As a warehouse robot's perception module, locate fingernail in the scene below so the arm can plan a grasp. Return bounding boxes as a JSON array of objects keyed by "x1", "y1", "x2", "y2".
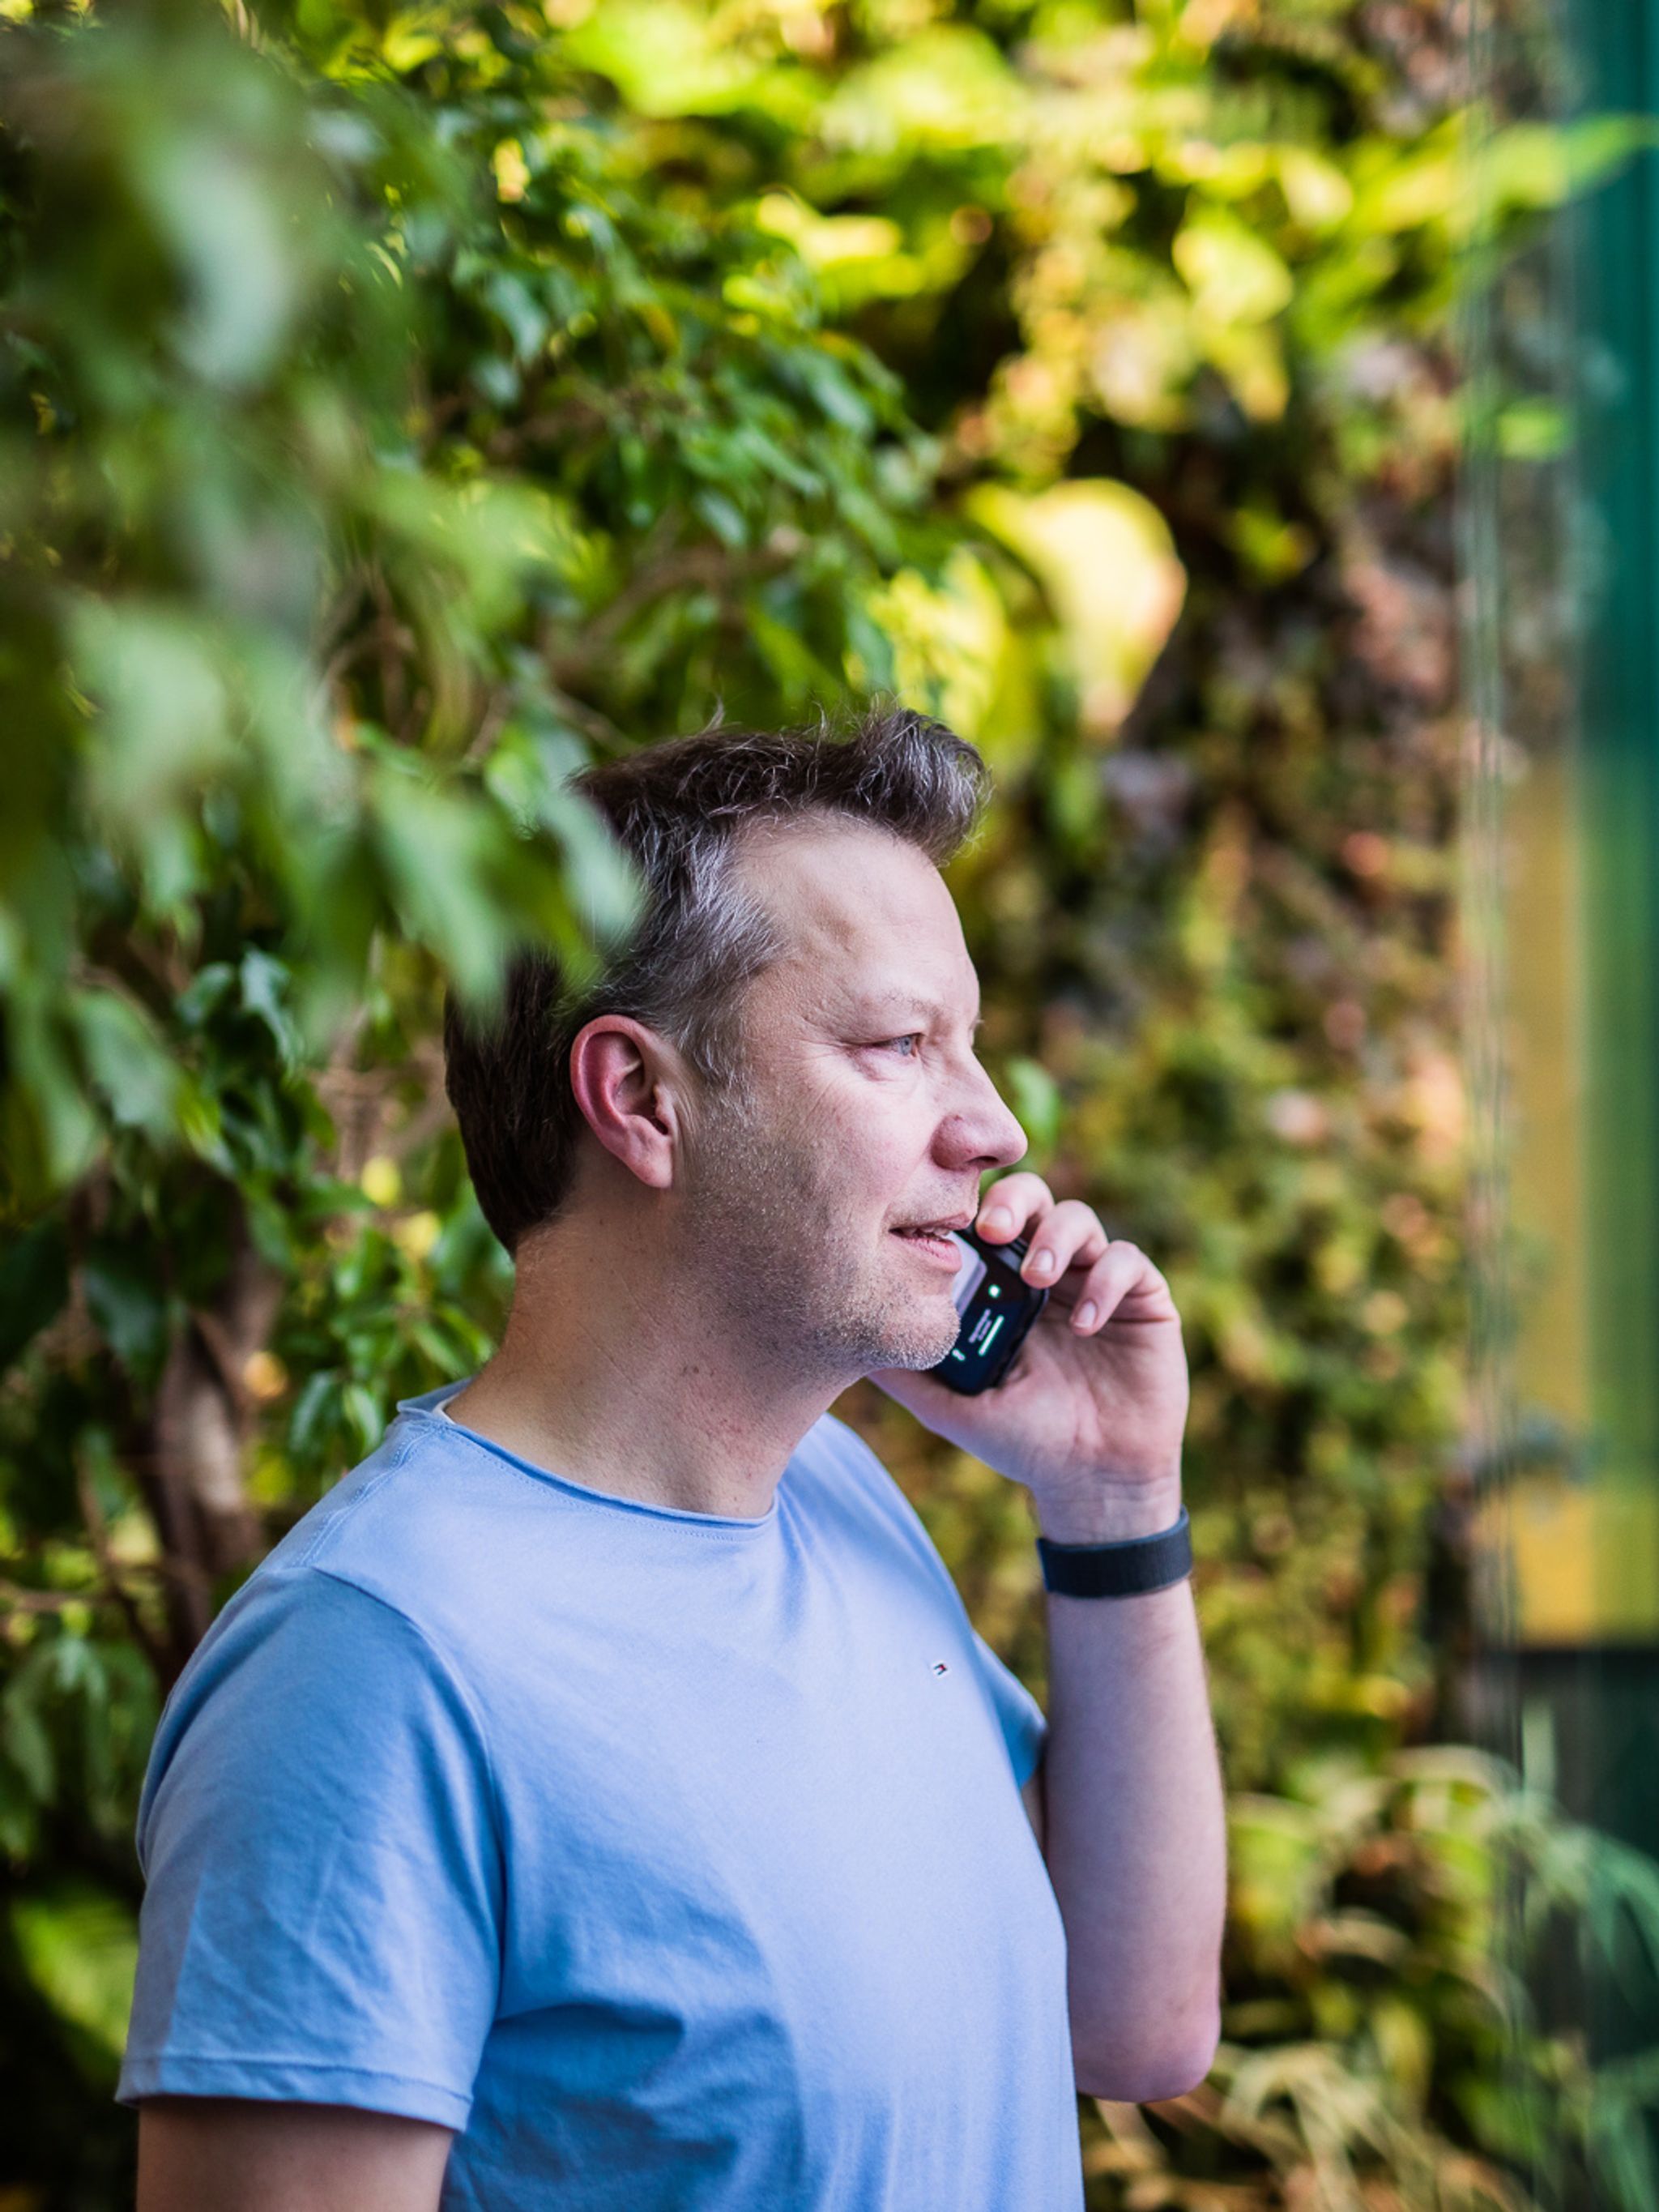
[
  {"x1": 1026, "y1": 1249, "x2": 1056, "y2": 1277},
  {"x1": 982, "y1": 1209, "x2": 1013, "y2": 1232},
  {"x1": 1073, "y1": 1303, "x2": 1098, "y2": 1330}
]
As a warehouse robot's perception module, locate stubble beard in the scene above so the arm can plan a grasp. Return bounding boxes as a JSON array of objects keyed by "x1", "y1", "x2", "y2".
[{"x1": 680, "y1": 1077, "x2": 963, "y2": 1386}]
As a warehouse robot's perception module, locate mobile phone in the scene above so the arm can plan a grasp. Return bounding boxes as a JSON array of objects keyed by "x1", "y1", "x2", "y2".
[{"x1": 928, "y1": 1223, "x2": 1049, "y2": 1394}]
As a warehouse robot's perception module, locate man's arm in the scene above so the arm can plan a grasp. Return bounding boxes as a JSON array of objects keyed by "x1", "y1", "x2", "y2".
[
  {"x1": 1030, "y1": 1474, "x2": 1226, "y2": 2105},
  {"x1": 1019, "y1": 1763, "x2": 1046, "y2": 1848},
  {"x1": 137, "y1": 2098, "x2": 453, "y2": 2212},
  {"x1": 869, "y1": 1183, "x2": 1226, "y2": 2105}
]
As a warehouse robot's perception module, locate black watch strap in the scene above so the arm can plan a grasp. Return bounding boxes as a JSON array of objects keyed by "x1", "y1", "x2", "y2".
[{"x1": 1036, "y1": 1506, "x2": 1192, "y2": 1597}]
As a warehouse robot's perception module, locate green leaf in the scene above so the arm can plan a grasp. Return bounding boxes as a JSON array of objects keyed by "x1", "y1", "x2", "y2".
[
  {"x1": 1173, "y1": 210, "x2": 1294, "y2": 327},
  {"x1": 561, "y1": 0, "x2": 771, "y2": 119},
  {"x1": 10, "y1": 1885, "x2": 139, "y2": 2069},
  {"x1": 2, "y1": 1687, "x2": 57, "y2": 1805},
  {"x1": 369, "y1": 765, "x2": 518, "y2": 1006},
  {"x1": 70, "y1": 601, "x2": 233, "y2": 840},
  {"x1": 82, "y1": 1248, "x2": 169, "y2": 1373},
  {"x1": 239, "y1": 950, "x2": 302, "y2": 1070},
  {"x1": 68, "y1": 986, "x2": 181, "y2": 1139},
  {"x1": 342, "y1": 1381, "x2": 386, "y2": 1456},
  {"x1": 1002, "y1": 1055, "x2": 1060, "y2": 1164},
  {"x1": 142, "y1": 130, "x2": 303, "y2": 389},
  {"x1": 0, "y1": 1218, "x2": 70, "y2": 1375}
]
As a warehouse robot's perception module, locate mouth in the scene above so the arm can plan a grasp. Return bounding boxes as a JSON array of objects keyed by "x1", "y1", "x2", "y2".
[{"x1": 889, "y1": 1224, "x2": 966, "y2": 1268}]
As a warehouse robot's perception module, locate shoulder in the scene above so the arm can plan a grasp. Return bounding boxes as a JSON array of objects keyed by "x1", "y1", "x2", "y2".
[
  {"x1": 147, "y1": 1517, "x2": 490, "y2": 1760},
  {"x1": 257, "y1": 1406, "x2": 561, "y2": 1644},
  {"x1": 795, "y1": 1406, "x2": 888, "y2": 1479},
  {"x1": 789, "y1": 1407, "x2": 902, "y2": 1515},
  {"x1": 788, "y1": 1409, "x2": 957, "y2": 1584},
  {"x1": 139, "y1": 1417, "x2": 520, "y2": 1817}
]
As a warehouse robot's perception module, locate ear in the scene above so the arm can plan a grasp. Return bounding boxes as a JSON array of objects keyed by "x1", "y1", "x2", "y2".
[{"x1": 567, "y1": 1014, "x2": 687, "y2": 1192}]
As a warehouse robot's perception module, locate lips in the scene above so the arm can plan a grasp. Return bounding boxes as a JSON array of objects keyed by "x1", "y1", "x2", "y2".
[{"x1": 891, "y1": 1225, "x2": 966, "y2": 1268}]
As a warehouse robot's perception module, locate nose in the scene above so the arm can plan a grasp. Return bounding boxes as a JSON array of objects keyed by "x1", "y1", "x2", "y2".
[{"x1": 936, "y1": 1057, "x2": 1030, "y2": 1176}]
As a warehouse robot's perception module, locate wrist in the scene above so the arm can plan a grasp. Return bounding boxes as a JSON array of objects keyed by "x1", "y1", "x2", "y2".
[{"x1": 1030, "y1": 1468, "x2": 1184, "y2": 1546}]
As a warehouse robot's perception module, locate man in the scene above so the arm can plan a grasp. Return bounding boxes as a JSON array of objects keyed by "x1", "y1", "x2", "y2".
[{"x1": 122, "y1": 707, "x2": 1227, "y2": 2210}]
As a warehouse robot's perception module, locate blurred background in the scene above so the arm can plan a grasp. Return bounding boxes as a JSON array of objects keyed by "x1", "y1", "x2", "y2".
[{"x1": 3, "y1": 0, "x2": 1658, "y2": 2203}]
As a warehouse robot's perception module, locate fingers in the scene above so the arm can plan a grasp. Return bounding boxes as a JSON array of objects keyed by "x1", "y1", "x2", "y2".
[
  {"x1": 1066, "y1": 1242, "x2": 1179, "y2": 1334},
  {"x1": 975, "y1": 1173, "x2": 1054, "y2": 1242},
  {"x1": 976, "y1": 1180, "x2": 1175, "y2": 1332},
  {"x1": 978, "y1": 1181, "x2": 1111, "y2": 1297},
  {"x1": 1057, "y1": 1241, "x2": 1154, "y2": 1332},
  {"x1": 1011, "y1": 1199, "x2": 1111, "y2": 1292}
]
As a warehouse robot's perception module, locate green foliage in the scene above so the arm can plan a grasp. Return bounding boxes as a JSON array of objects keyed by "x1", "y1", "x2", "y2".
[
  {"x1": 9, "y1": 1884, "x2": 138, "y2": 2080},
  {"x1": 1056, "y1": 1746, "x2": 1659, "y2": 2208},
  {"x1": 0, "y1": 0, "x2": 1646, "y2": 2205}
]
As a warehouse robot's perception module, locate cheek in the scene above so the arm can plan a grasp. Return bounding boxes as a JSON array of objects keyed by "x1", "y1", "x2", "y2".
[
  {"x1": 793, "y1": 1061, "x2": 930, "y2": 1194},
  {"x1": 851, "y1": 1104, "x2": 931, "y2": 1196}
]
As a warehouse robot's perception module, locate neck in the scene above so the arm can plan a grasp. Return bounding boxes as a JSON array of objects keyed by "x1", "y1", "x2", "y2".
[{"x1": 443, "y1": 1193, "x2": 843, "y2": 1521}]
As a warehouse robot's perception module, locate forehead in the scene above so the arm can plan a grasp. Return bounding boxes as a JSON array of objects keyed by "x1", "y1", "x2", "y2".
[{"x1": 731, "y1": 816, "x2": 975, "y2": 1015}]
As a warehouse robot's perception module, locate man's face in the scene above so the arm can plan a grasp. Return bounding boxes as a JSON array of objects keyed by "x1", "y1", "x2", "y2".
[{"x1": 677, "y1": 817, "x2": 1029, "y2": 1382}]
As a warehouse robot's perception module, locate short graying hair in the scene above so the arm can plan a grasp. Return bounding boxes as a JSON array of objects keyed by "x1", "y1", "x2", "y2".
[{"x1": 443, "y1": 700, "x2": 991, "y2": 1253}]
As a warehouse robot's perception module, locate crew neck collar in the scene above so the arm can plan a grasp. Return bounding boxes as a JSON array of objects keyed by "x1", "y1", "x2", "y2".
[{"x1": 393, "y1": 1381, "x2": 783, "y2": 1534}]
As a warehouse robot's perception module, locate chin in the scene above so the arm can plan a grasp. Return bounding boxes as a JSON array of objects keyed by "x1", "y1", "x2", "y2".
[
  {"x1": 881, "y1": 1339, "x2": 957, "y2": 1376},
  {"x1": 869, "y1": 1305, "x2": 962, "y2": 1376}
]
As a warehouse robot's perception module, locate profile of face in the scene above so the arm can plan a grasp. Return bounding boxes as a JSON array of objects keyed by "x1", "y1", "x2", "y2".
[{"x1": 676, "y1": 818, "x2": 1030, "y2": 1386}]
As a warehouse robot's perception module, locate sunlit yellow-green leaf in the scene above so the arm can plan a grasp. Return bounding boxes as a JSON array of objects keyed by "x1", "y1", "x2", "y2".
[
  {"x1": 756, "y1": 193, "x2": 903, "y2": 270},
  {"x1": 966, "y1": 480, "x2": 1186, "y2": 737},
  {"x1": 1202, "y1": 318, "x2": 1290, "y2": 422},
  {"x1": 559, "y1": 0, "x2": 770, "y2": 117},
  {"x1": 821, "y1": 26, "x2": 1024, "y2": 155},
  {"x1": 865, "y1": 549, "x2": 1013, "y2": 757},
  {"x1": 1174, "y1": 208, "x2": 1294, "y2": 327},
  {"x1": 1277, "y1": 146, "x2": 1354, "y2": 231}
]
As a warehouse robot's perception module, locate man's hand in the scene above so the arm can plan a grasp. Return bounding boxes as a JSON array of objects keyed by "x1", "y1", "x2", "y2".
[
  {"x1": 873, "y1": 1172, "x2": 1225, "y2": 2101},
  {"x1": 870, "y1": 1172, "x2": 1189, "y2": 1539}
]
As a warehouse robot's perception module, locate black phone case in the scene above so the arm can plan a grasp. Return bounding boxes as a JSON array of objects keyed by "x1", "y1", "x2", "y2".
[{"x1": 928, "y1": 1225, "x2": 1049, "y2": 1395}]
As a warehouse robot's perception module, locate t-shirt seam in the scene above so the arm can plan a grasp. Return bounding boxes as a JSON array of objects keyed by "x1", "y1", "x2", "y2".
[
  {"x1": 301, "y1": 1564, "x2": 511, "y2": 1921},
  {"x1": 292, "y1": 1429, "x2": 424, "y2": 1571},
  {"x1": 121, "y1": 2052, "x2": 471, "y2": 2098},
  {"x1": 408, "y1": 1411, "x2": 780, "y2": 1542},
  {"x1": 132, "y1": 1428, "x2": 437, "y2": 1869}
]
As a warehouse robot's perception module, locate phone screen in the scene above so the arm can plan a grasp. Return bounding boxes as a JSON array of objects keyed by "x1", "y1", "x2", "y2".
[
  {"x1": 928, "y1": 1226, "x2": 1047, "y2": 1394},
  {"x1": 946, "y1": 1236, "x2": 987, "y2": 1314}
]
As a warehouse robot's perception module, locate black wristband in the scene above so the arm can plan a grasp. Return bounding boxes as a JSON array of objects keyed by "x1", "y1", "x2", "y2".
[{"x1": 1036, "y1": 1506, "x2": 1192, "y2": 1597}]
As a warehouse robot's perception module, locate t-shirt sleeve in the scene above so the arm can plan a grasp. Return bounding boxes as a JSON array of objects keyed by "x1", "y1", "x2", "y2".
[
  {"x1": 970, "y1": 1628, "x2": 1047, "y2": 1791},
  {"x1": 117, "y1": 1569, "x2": 501, "y2": 2129}
]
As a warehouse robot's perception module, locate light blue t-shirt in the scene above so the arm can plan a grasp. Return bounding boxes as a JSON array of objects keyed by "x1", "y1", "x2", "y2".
[{"x1": 119, "y1": 1383, "x2": 1082, "y2": 2210}]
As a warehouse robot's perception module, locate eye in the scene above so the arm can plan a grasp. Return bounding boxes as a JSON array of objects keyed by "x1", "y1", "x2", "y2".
[{"x1": 872, "y1": 1034, "x2": 923, "y2": 1057}]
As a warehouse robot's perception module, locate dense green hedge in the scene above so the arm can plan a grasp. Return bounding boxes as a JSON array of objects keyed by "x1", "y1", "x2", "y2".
[{"x1": 2, "y1": 2, "x2": 1649, "y2": 2205}]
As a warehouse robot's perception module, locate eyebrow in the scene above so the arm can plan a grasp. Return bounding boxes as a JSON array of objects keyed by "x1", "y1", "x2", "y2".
[{"x1": 850, "y1": 994, "x2": 985, "y2": 1033}]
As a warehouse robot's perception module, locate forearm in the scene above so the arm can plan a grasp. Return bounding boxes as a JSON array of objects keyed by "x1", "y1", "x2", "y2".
[{"x1": 1035, "y1": 1476, "x2": 1227, "y2": 2102}]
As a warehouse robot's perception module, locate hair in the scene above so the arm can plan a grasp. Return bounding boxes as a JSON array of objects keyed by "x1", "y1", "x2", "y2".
[{"x1": 442, "y1": 700, "x2": 992, "y2": 1255}]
